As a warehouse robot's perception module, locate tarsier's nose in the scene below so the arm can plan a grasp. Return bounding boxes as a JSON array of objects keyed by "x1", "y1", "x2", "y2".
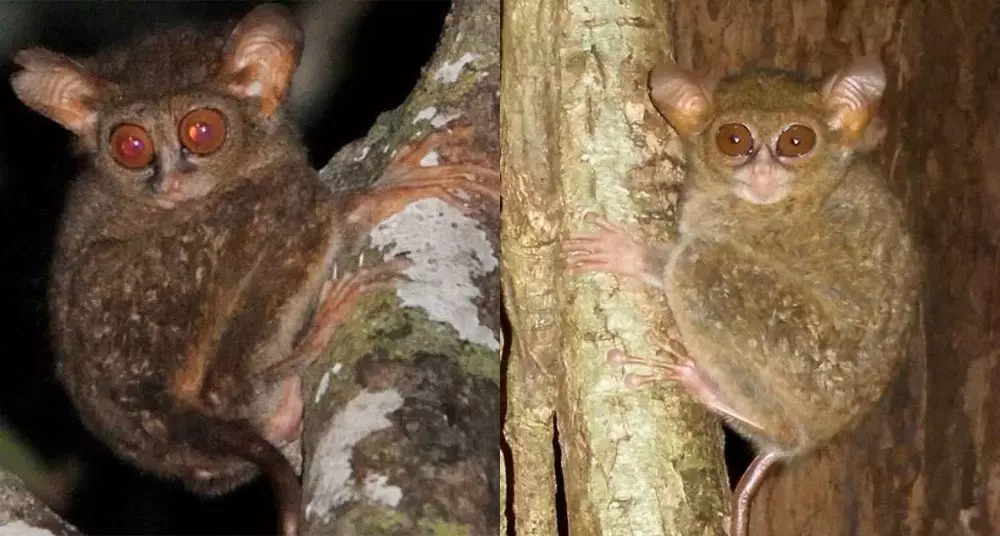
[
  {"x1": 750, "y1": 147, "x2": 775, "y2": 172},
  {"x1": 154, "y1": 155, "x2": 197, "y2": 195}
]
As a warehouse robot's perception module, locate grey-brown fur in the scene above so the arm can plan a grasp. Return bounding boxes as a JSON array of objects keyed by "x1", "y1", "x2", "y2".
[
  {"x1": 11, "y1": 5, "x2": 337, "y2": 534},
  {"x1": 565, "y1": 56, "x2": 920, "y2": 536}
]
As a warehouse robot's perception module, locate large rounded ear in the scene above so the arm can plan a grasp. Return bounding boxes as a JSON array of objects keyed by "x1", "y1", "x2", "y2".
[
  {"x1": 219, "y1": 3, "x2": 304, "y2": 117},
  {"x1": 821, "y1": 54, "x2": 886, "y2": 146},
  {"x1": 648, "y1": 59, "x2": 713, "y2": 139},
  {"x1": 10, "y1": 48, "x2": 108, "y2": 147}
]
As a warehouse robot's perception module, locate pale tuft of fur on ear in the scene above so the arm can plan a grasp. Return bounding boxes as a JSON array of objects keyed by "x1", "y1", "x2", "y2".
[
  {"x1": 648, "y1": 59, "x2": 713, "y2": 138},
  {"x1": 10, "y1": 48, "x2": 109, "y2": 146},
  {"x1": 822, "y1": 55, "x2": 886, "y2": 146},
  {"x1": 219, "y1": 3, "x2": 304, "y2": 117}
]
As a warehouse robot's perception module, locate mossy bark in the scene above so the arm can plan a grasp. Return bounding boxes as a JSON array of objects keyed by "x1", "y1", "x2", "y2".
[
  {"x1": 501, "y1": 1, "x2": 730, "y2": 534},
  {"x1": 302, "y1": 0, "x2": 501, "y2": 535}
]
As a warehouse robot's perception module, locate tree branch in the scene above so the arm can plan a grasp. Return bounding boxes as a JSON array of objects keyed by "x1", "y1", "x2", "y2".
[
  {"x1": 0, "y1": 469, "x2": 80, "y2": 536},
  {"x1": 302, "y1": 0, "x2": 501, "y2": 534}
]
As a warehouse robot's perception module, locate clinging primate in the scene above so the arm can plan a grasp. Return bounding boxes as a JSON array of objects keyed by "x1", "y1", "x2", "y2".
[{"x1": 564, "y1": 55, "x2": 919, "y2": 536}]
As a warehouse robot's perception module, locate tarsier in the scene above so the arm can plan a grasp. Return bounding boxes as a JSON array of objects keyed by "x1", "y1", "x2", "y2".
[
  {"x1": 11, "y1": 5, "x2": 410, "y2": 535},
  {"x1": 564, "y1": 56, "x2": 920, "y2": 535}
]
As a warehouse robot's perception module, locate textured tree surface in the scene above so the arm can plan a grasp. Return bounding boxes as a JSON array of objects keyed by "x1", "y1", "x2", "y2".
[
  {"x1": 501, "y1": 1, "x2": 729, "y2": 535},
  {"x1": 302, "y1": 0, "x2": 501, "y2": 534},
  {"x1": 0, "y1": 1, "x2": 501, "y2": 535},
  {"x1": 0, "y1": 469, "x2": 79, "y2": 535},
  {"x1": 671, "y1": 0, "x2": 999, "y2": 534}
]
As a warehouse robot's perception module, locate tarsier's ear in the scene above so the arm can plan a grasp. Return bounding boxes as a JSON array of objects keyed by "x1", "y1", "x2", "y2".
[
  {"x1": 648, "y1": 59, "x2": 713, "y2": 138},
  {"x1": 10, "y1": 48, "x2": 108, "y2": 145},
  {"x1": 821, "y1": 55, "x2": 886, "y2": 146},
  {"x1": 219, "y1": 4, "x2": 303, "y2": 117}
]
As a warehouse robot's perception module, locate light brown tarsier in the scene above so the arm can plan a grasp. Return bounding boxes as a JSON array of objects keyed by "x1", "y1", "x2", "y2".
[
  {"x1": 564, "y1": 56, "x2": 919, "y2": 536},
  {"x1": 10, "y1": 5, "x2": 425, "y2": 536}
]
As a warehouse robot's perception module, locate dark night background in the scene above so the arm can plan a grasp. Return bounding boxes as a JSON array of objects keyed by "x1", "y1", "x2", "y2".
[{"x1": 0, "y1": 1, "x2": 448, "y2": 533}]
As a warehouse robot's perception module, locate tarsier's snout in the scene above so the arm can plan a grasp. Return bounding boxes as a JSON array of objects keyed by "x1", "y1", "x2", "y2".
[{"x1": 732, "y1": 149, "x2": 794, "y2": 205}]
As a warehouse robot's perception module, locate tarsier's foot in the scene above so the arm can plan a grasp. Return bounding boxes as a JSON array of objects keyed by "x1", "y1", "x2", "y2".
[
  {"x1": 563, "y1": 212, "x2": 651, "y2": 281},
  {"x1": 262, "y1": 376, "x2": 304, "y2": 445},
  {"x1": 347, "y1": 164, "x2": 500, "y2": 228},
  {"x1": 301, "y1": 256, "x2": 412, "y2": 356},
  {"x1": 607, "y1": 339, "x2": 765, "y2": 433},
  {"x1": 605, "y1": 340, "x2": 692, "y2": 390}
]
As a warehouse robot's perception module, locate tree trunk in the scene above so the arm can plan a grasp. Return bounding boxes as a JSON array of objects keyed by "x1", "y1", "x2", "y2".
[
  {"x1": 302, "y1": 0, "x2": 501, "y2": 534},
  {"x1": 501, "y1": 1, "x2": 729, "y2": 535}
]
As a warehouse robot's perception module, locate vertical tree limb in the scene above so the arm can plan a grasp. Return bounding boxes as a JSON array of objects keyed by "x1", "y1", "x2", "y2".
[{"x1": 502, "y1": 1, "x2": 730, "y2": 534}]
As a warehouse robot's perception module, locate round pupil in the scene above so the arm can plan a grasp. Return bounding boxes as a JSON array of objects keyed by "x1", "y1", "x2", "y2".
[
  {"x1": 777, "y1": 125, "x2": 816, "y2": 157},
  {"x1": 716, "y1": 123, "x2": 753, "y2": 156},
  {"x1": 188, "y1": 122, "x2": 212, "y2": 143},
  {"x1": 119, "y1": 135, "x2": 145, "y2": 158}
]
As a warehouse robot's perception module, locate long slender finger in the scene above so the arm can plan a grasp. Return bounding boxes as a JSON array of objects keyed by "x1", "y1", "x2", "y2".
[
  {"x1": 584, "y1": 212, "x2": 628, "y2": 234},
  {"x1": 322, "y1": 277, "x2": 363, "y2": 308},
  {"x1": 564, "y1": 234, "x2": 611, "y2": 247},
  {"x1": 606, "y1": 348, "x2": 660, "y2": 367},
  {"x1": 624, "y1": 373, "x2": 663, "y2": 389},
  {"x1": 564, "y1": 251, "x2": 618, "y2": 263},
  {"x1": 564, "y1": 260, "x2": 621, "y2": 273}
]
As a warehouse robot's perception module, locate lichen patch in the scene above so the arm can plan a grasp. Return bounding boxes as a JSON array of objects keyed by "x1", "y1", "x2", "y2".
[
  {"x1": 430, "y1": 111, "x2": 462, "y2": 129},
  {"x1": 362, "y1": 473, "x2": 403, "y2": 508},
  {"x1": 305, "y1": 389, "x2": 405, "y2": 522},
  {"x1": 419, "y1": 151, "x2": 441, "y2": 167},
  {"x1": 314, "y1": 370, "x2": 331, "y2": 403},
  {"x1": 434, "y1": 52, "x2": 481, "y2": 84},
  {"x1": 414, "y1": 106, "x2": 438, "y2": 124},
  {"x1": 0, "y1": 522, "x2": 54, "y2": 536},
  {"x1": 369, "y1": 198, "x2": 500, "y2": 351}
]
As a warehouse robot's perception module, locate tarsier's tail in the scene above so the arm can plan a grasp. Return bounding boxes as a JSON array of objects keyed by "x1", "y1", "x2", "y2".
[
  {"x1": 212, "y1": 418, "x2": 301, "y2": 536},
  {"x1": 170, "y1": 407, "x2": 302, "y2": 536}
]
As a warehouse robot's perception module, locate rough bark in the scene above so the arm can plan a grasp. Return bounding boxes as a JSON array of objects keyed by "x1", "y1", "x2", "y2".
[
  {"x1": 501, "y1": 1, "x2": 729, "y2": 535},
  {"x1": 0, "y1": 469, "x2": 79, "y2": 536},
  {"x1": 302, "y1": 0, "x2": 501, "y2": 535},
  {"x1": 671, "y1": 0, "x2": 1000, "y2": 534}
]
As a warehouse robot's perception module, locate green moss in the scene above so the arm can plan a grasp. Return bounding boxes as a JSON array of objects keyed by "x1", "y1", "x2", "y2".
[
  {"x1": 325, "y1": 291, "x2": 500, "y2": 382},
  {"x1": 417, "y1": 519, "x2": 474, "y2": 536}
]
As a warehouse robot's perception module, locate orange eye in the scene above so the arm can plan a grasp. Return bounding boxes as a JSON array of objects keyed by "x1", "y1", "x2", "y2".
[
  {"x1": 109, "y1": 124, "x2": 155, "y2": 169},
  {"x1": 179, "y1": 108, "x2": 226, "y2": 155},
  {"x1": 775, "y1": 124, "x2": 816, "y2": 157},
  {"x1": 715, "y1": 123, "x2": 754, "y2": 157}
]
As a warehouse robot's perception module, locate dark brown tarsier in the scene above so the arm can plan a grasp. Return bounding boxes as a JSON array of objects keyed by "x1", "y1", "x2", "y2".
[
  {"x1": 564, "y1": 56, "x2": 919, "y2": 536},
  {"x1": 11, "y1": 5, "x2": 405, "y2": 535}
]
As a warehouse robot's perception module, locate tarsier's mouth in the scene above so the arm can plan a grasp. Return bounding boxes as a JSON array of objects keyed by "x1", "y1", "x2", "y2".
[{"x1": 732, "y1": 176, "x2": 791, "y2": 205}]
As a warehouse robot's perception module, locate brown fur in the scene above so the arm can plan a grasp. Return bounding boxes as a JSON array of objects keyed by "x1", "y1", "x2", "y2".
[
  {"x1": 11, "y1": 4, "x2": 331, "y2": 533},
  {"x1": 654, "y1": 59, "x2": 919, "y2": 454}
]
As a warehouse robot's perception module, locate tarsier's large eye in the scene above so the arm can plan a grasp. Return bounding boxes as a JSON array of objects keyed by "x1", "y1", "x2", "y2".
[
  {"x1": 109, "y1": 124, "x2": 155, "y2": 169},
  {"x1": 775, "y1": 124, "x2": 816, "y2": 157},
  {"x1": 179, "y1": 108, "x2": 226, "y2": 155},
  {"x1": 715, "y1": 123, "x2": 754, "y2": 157}
]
